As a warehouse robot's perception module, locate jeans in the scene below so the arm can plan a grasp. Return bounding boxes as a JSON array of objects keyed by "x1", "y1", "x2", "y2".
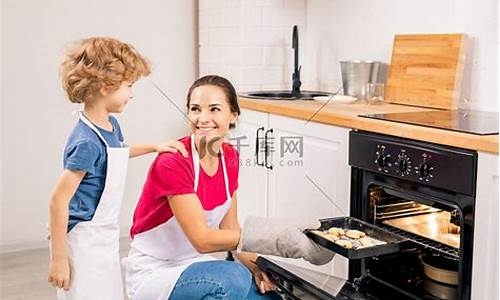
[{"x1": 168, "y1": 261, "x2": 282, "y2": 300}]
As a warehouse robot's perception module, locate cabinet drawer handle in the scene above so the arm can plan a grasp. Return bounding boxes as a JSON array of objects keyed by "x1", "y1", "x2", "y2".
[
  {"x1": 255, "y1": 127, "x2": 264, "y2": 166},
  {"x1": 264, "y1": 128, "x2": 273, "y2": 170}
]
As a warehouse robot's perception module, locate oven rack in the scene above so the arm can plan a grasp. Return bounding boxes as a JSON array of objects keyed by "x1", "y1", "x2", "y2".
[
  {"x1": 373, "y1": 200, "x2": 442, "y2": 221},
  {"x1": 379, "y1": 224, "x2": 460, "y2": 259}
]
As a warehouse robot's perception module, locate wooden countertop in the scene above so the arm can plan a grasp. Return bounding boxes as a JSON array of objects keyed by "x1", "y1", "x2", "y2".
[{"x1": 238, "y1": 97, "x2": 499, "y2": 154}]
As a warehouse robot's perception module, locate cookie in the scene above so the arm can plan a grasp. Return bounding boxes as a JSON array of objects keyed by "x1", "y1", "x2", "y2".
[
  {"x1": 359, "y1": 236, "x2": 373, "y2": 247},
  {"x1": 335, "y1": 240, "x2": 353, "y2": 249},
  {"x1": 345, "y1": 229, "x2": 366, "y2": 239},
  {"x1": 327, "y1": 227, "x2": 345, "y2": 236},
  {"x1": 324, "y1": 234, "x2": 340, "y2": 242}
]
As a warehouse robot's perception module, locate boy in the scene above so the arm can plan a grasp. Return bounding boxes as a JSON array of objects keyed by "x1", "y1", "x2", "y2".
[{"x1": 47, "y1": 37, "x2": 187, "y2": 300}]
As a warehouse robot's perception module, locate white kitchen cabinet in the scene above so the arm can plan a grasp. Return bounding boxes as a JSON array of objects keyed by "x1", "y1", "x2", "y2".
[
  {"x1": 471, "y1": 152, "x2": 499, "y2": 300},
  {"x1": 267, "y1": 114, "x2": 350, "y2": 221},
  {"x1": 229, "y1": 109, "x2": 269, "y2": 225},
  {"x1": 231, "y1": 109, "x2": 350, "y2": 278},
  {"x1": 267, "y1": 113, "x2": 350, "y2": 279}
]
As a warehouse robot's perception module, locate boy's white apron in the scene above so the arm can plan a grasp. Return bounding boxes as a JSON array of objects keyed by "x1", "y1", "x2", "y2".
[
  {"x1": 126, "y1": 136, "x2": 232, "y2": 300},
  {"x1": 57, "y1": 112, "x2": 129, "y2": 300}
]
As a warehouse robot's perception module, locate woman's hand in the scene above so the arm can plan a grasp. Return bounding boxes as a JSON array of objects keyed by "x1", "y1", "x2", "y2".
[
  {"x1": 238, "y1": 216, "x2": 335, "y2": 265},
  {"x1": 251, "y1": 264, "x2": 277, "y2": 294},
  {"x1": 235, "y1": 252, "x2": 277, "y2": 294},
  {"x1": 48, "y1": 257, "x2": 70, "y2": 290},
  {"x1": 156, "y1": 140, "x2": 188, "y2": 157}
]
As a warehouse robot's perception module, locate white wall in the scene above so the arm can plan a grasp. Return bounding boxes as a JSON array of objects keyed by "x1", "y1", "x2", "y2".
[
  {"x1": 304, "y1": 0, "x2": 499, "y2": 112},
  {"x1": 1, "y1": 0, "x2": 197, "y2": 252}
]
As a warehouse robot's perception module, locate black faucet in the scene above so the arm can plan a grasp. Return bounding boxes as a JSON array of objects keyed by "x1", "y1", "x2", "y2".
[{"x1": 291, "y1": 25, "x2": 301, "y2": 98}]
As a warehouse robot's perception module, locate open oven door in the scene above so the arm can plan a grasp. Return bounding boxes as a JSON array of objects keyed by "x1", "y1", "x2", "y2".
[{"x1": 256, "y1": 256, "x2": 406, "y2": 300}]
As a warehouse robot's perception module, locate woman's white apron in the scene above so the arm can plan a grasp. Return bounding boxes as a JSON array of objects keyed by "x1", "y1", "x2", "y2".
[{"x1": 126, "y1": 136, "x2": 232, "y2": 300}]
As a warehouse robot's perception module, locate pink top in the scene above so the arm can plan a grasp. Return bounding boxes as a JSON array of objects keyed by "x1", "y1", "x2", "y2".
[{"x1": 130, "y1": 136, "x2": 239, "y2": 238}]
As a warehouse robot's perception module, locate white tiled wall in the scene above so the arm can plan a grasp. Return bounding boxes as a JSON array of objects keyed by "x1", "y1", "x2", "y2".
[
  {"x1": 199, "y1": 0, "x2": 498, "y2": 112},
  {"x1": 198, "y1": 0, "x2": 307, "y2": 92}
]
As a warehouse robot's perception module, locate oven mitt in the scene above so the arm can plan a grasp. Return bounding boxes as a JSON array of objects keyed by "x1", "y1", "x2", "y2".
[{"x1": 237, "y1": 215, "x2": 334, "y2": 265}]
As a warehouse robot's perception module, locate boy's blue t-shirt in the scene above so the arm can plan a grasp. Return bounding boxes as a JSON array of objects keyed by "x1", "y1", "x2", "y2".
[{"x1": 63, "y1": 115, "x2": 124, "y2": 232}]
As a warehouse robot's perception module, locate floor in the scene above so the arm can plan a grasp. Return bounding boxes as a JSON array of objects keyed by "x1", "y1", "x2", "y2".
[
  {"x1": 0, "y1": 239, "x2": 231, "y2": 300},
  {"x1": 0, "y1": 238, "x2": 132, "y2": 300},
  {"x1": 2, "y1": 246, "x2": 63, "y2": 300}
]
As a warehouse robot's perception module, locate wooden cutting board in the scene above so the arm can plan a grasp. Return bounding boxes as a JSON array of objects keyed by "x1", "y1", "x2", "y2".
[{"x1": 385, "y1": 34, "x2": 467, "y2": 110}]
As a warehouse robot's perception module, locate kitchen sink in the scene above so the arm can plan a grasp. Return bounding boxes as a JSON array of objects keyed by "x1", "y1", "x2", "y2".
[
  {"x1": 239, "y1": 26, "x2": 336, "y2": 101},
  {"x1": 239, "y1": 90, "x2": 334, "y2": 100}
]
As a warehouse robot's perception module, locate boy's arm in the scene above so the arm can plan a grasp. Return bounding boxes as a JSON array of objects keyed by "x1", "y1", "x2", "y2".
[
  {"x1": 48, "y1": 169, "x2": 85, "y2": 290},
  {"x1": 129, "y1": 140, "x2": 188, "y2": 158}
]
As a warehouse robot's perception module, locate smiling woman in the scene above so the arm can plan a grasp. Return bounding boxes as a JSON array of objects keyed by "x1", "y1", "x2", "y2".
[
  {"x1": 186, "y1": 76, "x2": 240, "y2": 162},
  {"x1": 187, "y1": 75, "x2": 240, "y2": 127},
  {"x1": 125, "y1": 75, "x2": 282, "y2": 300},
  {"x1": 124, "y1": 75, "x2": 335, "y2": 300}
]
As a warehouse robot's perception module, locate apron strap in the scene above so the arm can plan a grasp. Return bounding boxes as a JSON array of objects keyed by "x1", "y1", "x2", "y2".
[
  {"x1": 190, "y1": 135, "x2": 231, "y2": 199},
  {"x1": 191, "y1": 135, "x2": 200, "y2": 191},
  {"x1": 220, "y1": 147, "x2": 232, "y2": 200},
  {"x1": 77, "y1": 110, "x2": 110, "y2": 147}
]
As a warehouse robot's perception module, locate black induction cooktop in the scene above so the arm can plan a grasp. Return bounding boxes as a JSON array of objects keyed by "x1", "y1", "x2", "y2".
[{"x1": 360, "y1": 109, "x2": 499, "y2": 135}]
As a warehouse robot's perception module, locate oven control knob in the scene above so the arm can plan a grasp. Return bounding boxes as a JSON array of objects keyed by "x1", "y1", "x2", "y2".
[
  {"x1": 375, "y1": 153, "x2": 391, "y2": 169},
  {"x1": 374, "y1": 145, "x2": 391, "y2": 172},
  {"x1": 398, "y1": 159, "x2": 409, "y2": 172},
  {"x1": 395, "y1": 153, "x2": 411, "y2": 175},
  {"x1": 417, "y1": 162, "x2": 433, "y2": 180}
]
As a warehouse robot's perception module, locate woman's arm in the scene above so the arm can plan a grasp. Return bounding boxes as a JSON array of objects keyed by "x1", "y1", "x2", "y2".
[
  {"x1": 219, "y1": 193, "x2": 276, "y2": 294},
  {"x1": 168, "y1": 194, "x2": 240, "y2": 253},
  {"x1": 47, "y1": 169, "x2": 86, "y2": 290},
  {"x1": 129, "y1": 140, "x2": 188, "y2": 158}
]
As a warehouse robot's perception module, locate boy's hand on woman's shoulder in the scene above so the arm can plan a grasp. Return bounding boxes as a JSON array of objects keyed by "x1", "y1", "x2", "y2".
[{"x1": 156, "y1": 140, "x2": 188, "y2": 158}]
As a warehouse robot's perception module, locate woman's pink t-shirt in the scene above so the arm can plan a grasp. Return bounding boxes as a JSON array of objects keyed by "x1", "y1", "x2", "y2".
[{"x1": 130, "y1": 136, "x2": 239, "y2": 238}]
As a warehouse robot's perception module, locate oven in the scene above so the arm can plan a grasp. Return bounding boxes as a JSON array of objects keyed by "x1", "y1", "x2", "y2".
[{"x1": 257, "y1": 130, "x2": 477, "y2": 300}]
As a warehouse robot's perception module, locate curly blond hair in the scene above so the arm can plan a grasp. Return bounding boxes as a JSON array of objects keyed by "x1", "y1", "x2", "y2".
[{"x1": 60, "y1": 37, "x2": 151, "y2": 103}]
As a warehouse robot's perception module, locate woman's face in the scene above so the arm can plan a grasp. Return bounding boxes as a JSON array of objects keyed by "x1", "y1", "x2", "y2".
[{"x1": 188, "y1": 84, "x2": 237, "y2": 146}]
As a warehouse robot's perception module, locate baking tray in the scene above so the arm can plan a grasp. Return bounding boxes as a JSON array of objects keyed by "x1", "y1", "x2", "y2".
[{"x1": 304, "y1": 217, "x2": 407, "y2": 260}]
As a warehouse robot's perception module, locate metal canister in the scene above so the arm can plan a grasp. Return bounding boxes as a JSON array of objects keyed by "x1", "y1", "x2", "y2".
[{"x1": 340, "y1": 60, "x2": 381, "y2": 100}]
